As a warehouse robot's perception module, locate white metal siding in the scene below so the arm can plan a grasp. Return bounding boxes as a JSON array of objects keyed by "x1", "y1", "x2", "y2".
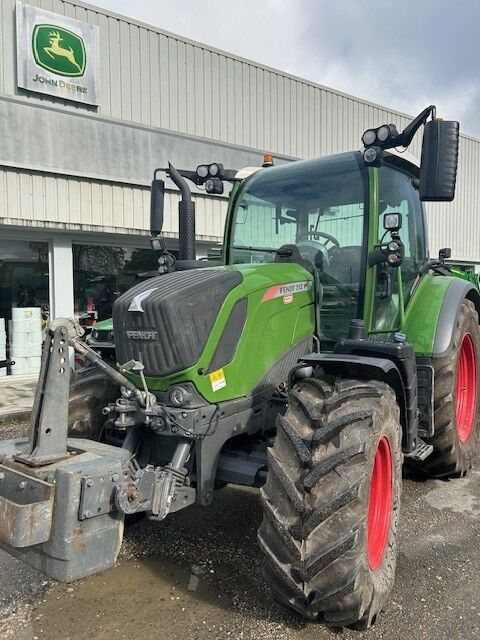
[
  {"x1": 0, "y1": 0, "x2": 479, "y2": 260},
  {"x1": 0, "y1": 166, "x2": 226, "y2": 241},
  {"x1": 426, "y1": 135, "x2": 480, "y2": 263}
]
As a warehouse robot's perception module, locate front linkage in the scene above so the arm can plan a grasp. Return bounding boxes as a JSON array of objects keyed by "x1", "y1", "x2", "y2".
[{"x1": 0, "y1": 319, "x2": 197, "y2": 580}]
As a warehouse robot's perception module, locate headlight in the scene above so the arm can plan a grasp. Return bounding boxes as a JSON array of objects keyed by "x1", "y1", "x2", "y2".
[
  {"x1": 362, "y1": 129, "x2": 376, "y2": 145},
  {"x1": 209, "y1": 163, "x2": 219, "y2": 176},
  {"x1": 377, "y1": 125, "x2": 390, "y2": 142},
  {"x1": 196, "y1": 164, "x2": 208, "y2": 178},
  {"x1": 383, "y1": 212, "x2": 402, "y2": 231},
  {"x1": 363, "y1": 147, "x2": 378, "y2": 163},
  {"x1": 205, "y1": 177, "x2": 224, "y2": 194},
  {"x1": 169, "y1": 386, "x2": 190, "y2": 407},
  {"x1": 387, "y1": 253, "x2": 401, "y2": 266}
]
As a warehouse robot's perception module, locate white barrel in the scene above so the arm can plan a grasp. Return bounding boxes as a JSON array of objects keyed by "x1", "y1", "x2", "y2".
[
  {"x1": 27, "y1": 356, "x2": 42, "y2": 372},
  {"x1": 10, "y1": 344, "x2": 30, "y2": 358},
  {"x1": 11, "y1": 307, "x2": 41, "y2": 321},
  {"x1": 12, "y1": 308, "x2": 42, "y2": 334},
  {"x1": 11, "y1": 357, "x2": 28, "y2": 375},
  {"x1": 27, "y1": 331, "x2": 43, "y2": 344},
  {"x1": 12, "y1": 318, "x2": 41, "y2": 333},
  {"x1": 11, "y1": 332, "x2": 28, "y2": 347},
  {"x1": 27, "y1": 342, "x2": 42, "y2": 357}
]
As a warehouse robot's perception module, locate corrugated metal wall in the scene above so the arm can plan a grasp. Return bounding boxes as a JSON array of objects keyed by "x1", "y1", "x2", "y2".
[
  {"x1": 0, "y1": 0, "x2": 479, "y2": 261},
  {"x1": 0, "y1": 166, "x2": 226, "y2": 241}
]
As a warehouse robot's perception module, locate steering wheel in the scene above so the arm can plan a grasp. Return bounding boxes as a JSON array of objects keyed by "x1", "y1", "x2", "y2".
[
  {"x1": 304, "y1": 230, "x2": 340, "y2": 252},
  {"x1": 296, "y1": 232, "x2": 340, "y2": 268}
]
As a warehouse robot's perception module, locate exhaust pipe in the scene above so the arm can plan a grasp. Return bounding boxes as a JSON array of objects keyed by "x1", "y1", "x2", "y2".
[{"x1": 168, "y1": 162, "x2": 196, "y2": 261}]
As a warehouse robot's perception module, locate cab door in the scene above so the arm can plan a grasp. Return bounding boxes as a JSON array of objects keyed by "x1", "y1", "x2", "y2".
[{"x1": 369, "y1": 162, "x2": 427, "y2": 334}]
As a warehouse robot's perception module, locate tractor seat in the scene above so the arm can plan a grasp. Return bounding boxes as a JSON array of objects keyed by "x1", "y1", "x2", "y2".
[
  {"x1": 327, "y1": 246, "x2": 362, "y2": 285},
  {"x1": 274, "y1": 244, "x2": 315, "y2": 274}
]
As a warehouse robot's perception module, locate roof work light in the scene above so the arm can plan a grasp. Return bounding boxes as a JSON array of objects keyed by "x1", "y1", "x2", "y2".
[{"x1": 361, "y1": 105, "x2": 445, "y2": 168}]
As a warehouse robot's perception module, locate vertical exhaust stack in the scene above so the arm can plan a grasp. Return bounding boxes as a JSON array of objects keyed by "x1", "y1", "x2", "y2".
[{"x1": 168, "y1": 162, "x2": 196, "y2": 261}]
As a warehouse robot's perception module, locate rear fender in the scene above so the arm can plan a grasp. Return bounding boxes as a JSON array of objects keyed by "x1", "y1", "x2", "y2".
[
  {"x1": 433, "y1": 279, "x2": 480, "y2": 357},
  {"x1": 404, "y1": 273, "x2": 480, "y2": 358}
]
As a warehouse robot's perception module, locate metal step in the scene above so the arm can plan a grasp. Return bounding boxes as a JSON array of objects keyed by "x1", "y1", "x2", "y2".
[{"x1": 404, "y1": 438, "x2": 433, "y2": 462}]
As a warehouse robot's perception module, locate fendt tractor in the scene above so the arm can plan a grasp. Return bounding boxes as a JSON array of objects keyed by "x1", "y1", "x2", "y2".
[{"x1": 0, "y1": 106, "x2": 479, "y2": 630}]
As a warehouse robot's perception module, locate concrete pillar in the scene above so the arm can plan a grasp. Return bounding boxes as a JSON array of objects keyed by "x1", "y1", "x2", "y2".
[{"x1": 49, "y1": 237, "x2": 74, "y2": 319}]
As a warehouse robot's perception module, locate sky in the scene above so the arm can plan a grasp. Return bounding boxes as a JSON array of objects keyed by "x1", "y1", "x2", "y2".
[{"x1": 93, "y1": 0, "x2": 480, "y2": 139}]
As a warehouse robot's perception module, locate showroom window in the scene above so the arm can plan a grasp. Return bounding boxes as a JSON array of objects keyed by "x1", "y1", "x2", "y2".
[
  {"x1": 73, "y1": 244, "x2": 165, "y2": 324},
  {"x1": 0, "y1": 239, "x2": 50, "y2": 377}
]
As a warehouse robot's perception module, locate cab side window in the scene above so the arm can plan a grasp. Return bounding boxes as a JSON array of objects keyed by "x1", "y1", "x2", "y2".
[{"x1": 378, "y1": 164, "x2": 426, "y2": 301}]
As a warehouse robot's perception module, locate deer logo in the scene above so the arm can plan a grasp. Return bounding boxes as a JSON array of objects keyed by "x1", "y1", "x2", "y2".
[
  {"x1": 43, "y1": 31, "x2": 82, "y2": 73},
  {"x1": 33, "y1": 24, "x2": 86, "y2": 77}
]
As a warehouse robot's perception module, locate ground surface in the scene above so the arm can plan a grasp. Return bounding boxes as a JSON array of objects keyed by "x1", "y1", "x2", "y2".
[
  {"x1": 0, "y1": 377, "x2": 36, "y2": 420},
  {"x1": 0, "y1": 419, "x2": 479, "y2": 640}
]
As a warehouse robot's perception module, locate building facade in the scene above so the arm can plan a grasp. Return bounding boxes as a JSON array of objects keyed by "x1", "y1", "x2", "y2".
[{"x1": 1, "y1": 0, "x2": 480, "y2": 376}]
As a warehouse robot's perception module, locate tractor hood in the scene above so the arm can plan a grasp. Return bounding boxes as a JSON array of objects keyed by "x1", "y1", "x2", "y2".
[
  {"x1": 113, "y1": 268, "x2": 243, "y2": 378},
  {"x1": 112, "y1": 263, "x2": 315, "y2": 402}
]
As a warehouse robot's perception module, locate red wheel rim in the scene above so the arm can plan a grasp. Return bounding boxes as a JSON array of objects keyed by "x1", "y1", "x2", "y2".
[
  {"x1": 455, "y1": 333, "x2": 477, "y2": 444},
  {"x1": 367, "y1": 436, "x2": 393, "y2": 571}
]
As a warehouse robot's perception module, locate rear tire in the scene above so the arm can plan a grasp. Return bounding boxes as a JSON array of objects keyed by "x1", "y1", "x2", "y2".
[
  {"x1": 258, "y1": 377, "x2": 402, "y2": 629},
  {"x1": 422, "y1": 299, "x2": 480, "y2": 477}
]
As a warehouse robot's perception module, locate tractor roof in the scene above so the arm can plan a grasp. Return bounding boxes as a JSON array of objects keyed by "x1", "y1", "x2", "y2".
[{"x1": 235, "y1": 147, "x2": 420, "y2": 183}]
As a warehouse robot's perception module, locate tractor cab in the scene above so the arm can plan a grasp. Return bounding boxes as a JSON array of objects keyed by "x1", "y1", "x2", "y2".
[{"x1": 225, "y1": 150, "x2": 426, "y2": 347}]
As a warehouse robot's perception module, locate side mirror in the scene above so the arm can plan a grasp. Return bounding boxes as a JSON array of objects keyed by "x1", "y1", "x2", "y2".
[
  {"x1": 419, "y1": 119, "x2": 459, "y2": 202},
  {"x1": 150, "y1": 178, "x2": 165, "y2": 236},
  {"x1": 439, "y1": 247, "x2": 452, "y2": 260}
]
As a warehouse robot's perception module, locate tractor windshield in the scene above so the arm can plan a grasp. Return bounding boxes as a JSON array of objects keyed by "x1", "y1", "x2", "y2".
[{"x1": 228, "y1": 152, "x2": 368, "y2": 344}]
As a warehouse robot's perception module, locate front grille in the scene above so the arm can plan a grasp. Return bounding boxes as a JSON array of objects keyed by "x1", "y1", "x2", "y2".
[{"x1": 113, "y1": 269, "x2": 243, "y2": 377}]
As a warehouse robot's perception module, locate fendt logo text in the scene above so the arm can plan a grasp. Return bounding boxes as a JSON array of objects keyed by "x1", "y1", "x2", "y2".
[{"x1": 33, "y1": 24, "x2": 86, "y2": 77}]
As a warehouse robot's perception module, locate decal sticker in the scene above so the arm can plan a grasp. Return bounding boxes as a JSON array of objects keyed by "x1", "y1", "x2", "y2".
[
  {"x1": 128, "y1": 287, "x2": 158, "y2": 312},
  {"x1": 209, "y1": 368, "x2": 226, "y2": 392},
  {"x1": 261, "y1": 281, "x2": 312, "y2": 302},
  {"x1": 283, "y1": 294, "x2": 294, "y2": 304}
]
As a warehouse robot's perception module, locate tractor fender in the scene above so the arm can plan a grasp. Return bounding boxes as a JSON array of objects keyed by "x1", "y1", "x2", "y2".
[
  {"x1": 433, "y1": 279, "x2": 480, "y2": 357},
  {"x1": 296, "y1": 353, "x2": 414, "y2": 452}
]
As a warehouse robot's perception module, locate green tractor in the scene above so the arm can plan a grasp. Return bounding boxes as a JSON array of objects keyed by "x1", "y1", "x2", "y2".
[{"x1": 0, "y1": 106, "x2": 478, "y2": 630}]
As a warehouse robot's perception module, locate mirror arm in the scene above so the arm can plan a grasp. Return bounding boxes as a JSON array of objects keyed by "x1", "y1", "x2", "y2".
[{"x1": 396, "y1": 105, "x2": 436, "y2": 148}]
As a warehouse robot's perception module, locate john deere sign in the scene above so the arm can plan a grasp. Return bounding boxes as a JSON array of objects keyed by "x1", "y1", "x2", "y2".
[
  {"x1": 16, "y1": 2, "x2": 99, "y2": 105},
  {"x1": 33, "y1": 25, "x2": 86, "y2": 77}
]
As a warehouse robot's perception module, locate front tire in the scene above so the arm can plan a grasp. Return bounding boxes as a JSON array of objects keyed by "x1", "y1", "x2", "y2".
[
  {"x1": 68, "y1": 367, "x2": 119, "y2": 440},
  {"x1": 422, "y1": 299, "x2": 480, "y2": 477},
  {"x1": 258, "y1": 377, "x2": 402, "y2": 629}
]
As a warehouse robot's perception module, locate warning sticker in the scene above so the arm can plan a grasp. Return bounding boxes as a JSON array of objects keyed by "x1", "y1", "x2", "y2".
[
  {"x1": 209, "y1": 368, "x2": 227, "y2": 392},
  {"x1": 262, "y1": 281, "x2": 312, "y2": 302}
]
